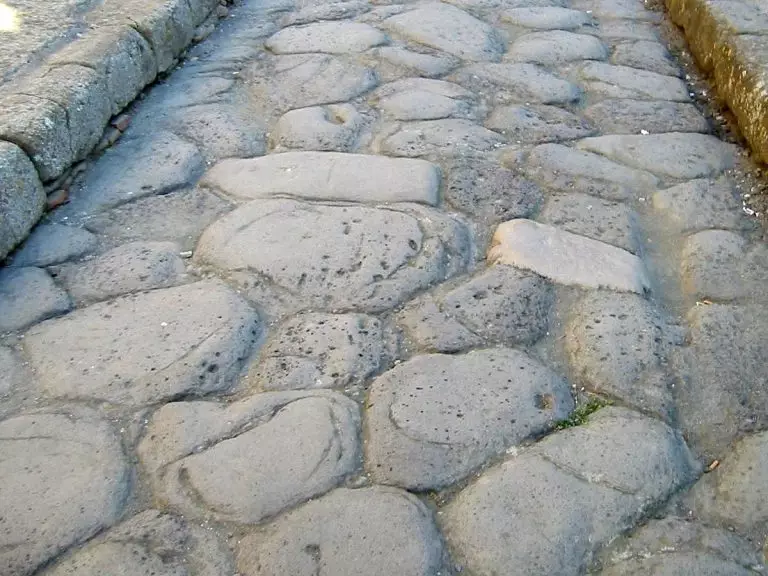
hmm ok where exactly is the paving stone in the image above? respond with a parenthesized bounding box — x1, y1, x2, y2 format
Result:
(507, 30, 608, 65)
(202, 152, 440, 205)
(583, 99, 709, 135)
(22, 281, 261, 405)
(565, 292, 674, 416)
(576, 133, 737, 179)
(0, 411, 129, 576)
(576, 62, 690, 101)
(236, 486, 447, 575)
(455, 63, 582, 104)
(396, 297, 484, 353)
(374, 78, 474, 100)
(195, 200, 470, 313)
(377, 119, 506, 157)
(525, 143, 659, 200)
(282, 0, 370, 25)
(0, 346, 26, 398)
(58, 241, 186, 304)
(365, 348, 573, 489)
(674, 304, 768, 458)
(271, 104, 363, 151)
(593, 19, 659, 41)
(250, 54, 378, 112)
(441, 407, 698, 576)
(10, 223, 97, 268)
(375, 47, 458, 77)
(611, 40, 681, 76)
(41, 510, 233, 576)
(537, 192, 637, 252)
(384, 3, 504, 62)
(652, 178, 743, 232)
(373, 78, 473, 121)
(248, 312, 394, 390)
(266, 22, 387, 54)
(487, 104, 595, 143)
(0, 267, 70, 333)
(82, 187, 233, 251)
(598, 517, 763, 576)
(584, 0, 661, 21)
(501, 7, 594, 29)
(488, 219, 650, 293)
(139, 390, 360, 523)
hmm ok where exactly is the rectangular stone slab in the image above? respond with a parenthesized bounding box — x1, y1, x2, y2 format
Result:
(487, 219, 650, 293)
(201, 152, 441, 205)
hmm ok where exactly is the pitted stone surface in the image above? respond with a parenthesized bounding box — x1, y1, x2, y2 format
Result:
(455, 63, 582, 104)
(577, 61, 690, 101)
(377, 119, 505, 157)
(282, 0, 370, 26)
(0, 412, 129, 576)
(22, 281, 260, 405)
(266, 22, 386, 54)
(0, 267, 70, 333)
(249, 312, 393, 390)
(487, 104, 595, 143)
(365, 348, 573, 489)
(441, 408, 698, 576)
(202, 152, 440, 205)
(611, 40, 681, 76)
(376, 47, 458, 77)
(384, 3, 504, 62)
(9, 223, 97, 268)
(195, 200, 470, 312)
(271, 105, 363, 151)
(583, 99, 709, 135)
(373, 78, 474, 121)
(507, 30, 608, 64)
(652, 179, 743, 232)
(577, 133, 737, 179)
(236, 486, 446, 576)
(488, 219, 650, 293)
(501, 7, 594, 30)
(139, 391, 360, 523)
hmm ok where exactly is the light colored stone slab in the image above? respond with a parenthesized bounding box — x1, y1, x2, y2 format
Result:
(455, 63, 581, 103)
(501, 7, 593, 30)
(578, 61, 690, 101)
(487, 104, 595, 143)
(376, 119, 506, 157)
(0, 267, 70, 333)
(583, 99, 709, 135)
(271, 105, 363, 151)
(266, 21, 387, 54)
(652, 178, 742, 232)
(376, 46, 457, 77)
(507, 30, 608, 65)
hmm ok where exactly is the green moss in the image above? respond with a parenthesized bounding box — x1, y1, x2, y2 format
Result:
(554, 398, 611, 430)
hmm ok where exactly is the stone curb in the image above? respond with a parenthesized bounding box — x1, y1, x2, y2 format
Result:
(666, 0, 768, 164)
(0, 0, 223, 260)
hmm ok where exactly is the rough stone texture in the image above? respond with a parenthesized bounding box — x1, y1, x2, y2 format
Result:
(441, 407, 699, 576)
(282, 0, 370, 25)
(373, 78, 473, 121)
(565, 292, 674, 416)
(591, 19, 659, 40)
(0, 267, 70, 332)
(376, 47, 457, 77)
(202, 152, 440, 205)
(576, 133, 737, 179)
(365, 348, 574, 489)
(611, 40, 681, 76)
(652, 178, 743, 232)
(139, 390, 360, 523)
(0, 411, 129, 576)
(576, 61, 690, 101)
(487, 104, 595, 143)
(0, 346, 26, 399)
(525, 143, 659, 200)
(0, 142, 46, 262)
(397, 298, 483, 353)
(507, 30, 608, 65)
(584, 0, 662, 21)
(236, 486, 447, 576)
(195, 200, 470, 313)
(384, 3, 504, 62)
(9, 223, 96, 268)
(266, 22, 386, 54)
(454, 63, 582, 104)
(22, 281, 260, 405)
(583, 99, 709, 134)
(271, 105, 362, 151)
(58, 241, 186, 304)
(376, 119, 506, 157)
(488, 219, 650, 293)
(501, 7, 594, 30)
(249, 313, 394, 390)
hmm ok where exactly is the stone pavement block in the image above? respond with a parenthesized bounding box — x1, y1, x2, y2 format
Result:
(454, 62, 582, 104)
(0, 267, 70, 333)
(610, 40, 681, 76)
(592, 18, 659, 40)
(373, 78, 474, 121)
(10, 223, 96, 268)
(266, 22, 387, 54)
(282, 0, 371, 25)
(652, 178, 743, 232)
(376, 119, 506, 157)
(271, 105, 363, 151)
(507, 30, 608, 65)
(488, 219, 650, 293)
(501, 7, 594, 30)
(487, 104, 595, 143)
(583, 98, 709, 134)
(582, 0, 662, 21)
(577, 61, 690, 101)
(375, 47, 458, 78)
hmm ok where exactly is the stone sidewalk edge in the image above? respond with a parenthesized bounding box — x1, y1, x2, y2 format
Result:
(0, 0, 222, 260)
(666, 0, 768, 165)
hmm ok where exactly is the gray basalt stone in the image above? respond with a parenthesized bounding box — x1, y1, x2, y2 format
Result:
(282, 0, 370, 25)
(487, 104, 595, 143)
(501, 7, 594, 30)
(454, 63, 581, 104)
(375, 47, 458, 77)
(652, 178, 743, 232)
(507, 30, 608, 65)
(22, 281, 261, 405)
(376, 119, 506, 157)
(592, 19, 658, 41)
(271, 104, 363, 151)
(0, 346, 26, 398)
(365, 348, 574, 489)
(373, 78, 474, 121)
(139, 390, 360, 523)
(10, 223, 97, 268)
(584, 0, 661, 21)
(266, 21, 386, 54)
(577, 61, 690, 101)
(611, 40, 681, 76)
(0, 267, 70, 333)
(583, 99, 709, 135)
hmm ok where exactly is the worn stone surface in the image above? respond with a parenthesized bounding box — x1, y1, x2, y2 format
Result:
(376, 46, 458, 77)
(592, 19, 658, 40)
(282, 1, 370, 25)
(202, 152, 440, 205)
(611, 40, 681, 76)
(236, 486, 447, 575)
(577, 61, 690, 101)
(0, 346, 26, 399)
(10, 223, 97, 268)
(507, 30, 608, 64)
(0, 411, 129, 576)
(271, 105, 363, 151)
(583, 98, 709, 135)
(22, 281, 260, 405)
(487, 104, 595, 143)
(585, 0, 662, 21)
(488, 219, 650, 293)
(139, 391, 360, 523)
(501, 7, 594, 30)
(0, 267, 70, 332)
(441, 408, 699, 576)
(652, 178, 743, 232)
(266, 22, 386, 54)
(377, 119, 506, 157)
(373, 78, 473, 121)
(366, 348, 573, 489)
(454, 63, 582, 104)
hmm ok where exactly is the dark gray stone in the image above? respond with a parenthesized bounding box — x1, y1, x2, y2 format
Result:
(10, 223, 96, 268)
(487, 104, 595, 143)
(652, 178, 743, 232)
(397, 297, 484, 353)
(583, 99, 709, 135)
(0, 267, 70, 332)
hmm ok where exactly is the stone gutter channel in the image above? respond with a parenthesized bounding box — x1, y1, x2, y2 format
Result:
(0, 0, 230, 260)
(666, 0, 768, 165)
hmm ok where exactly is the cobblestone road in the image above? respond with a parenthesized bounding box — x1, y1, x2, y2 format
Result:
(2, 0, 768, 574)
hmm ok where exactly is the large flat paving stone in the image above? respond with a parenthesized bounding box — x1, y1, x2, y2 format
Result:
(373, 78, 474, 121)
(195, 200, 470, 312)
(501, 7, 594, 30)
(0, 411, 129, 576)
(376, 46, 458, 78)
(365, 348, 573, 489)
(592, 19, 658, 41)
(0, 267, 70, 332)
(576, 61, 689, 101)
(236, 486, 447, 575)
(376, 119, 506, 157)
(507, 30, 608, 65)
(487, 104, 595, 143)
(9, 223, 96, 268)
(441, 407, 699, 576)
(384, 3, 504, 61)
(271, 105, 363, 151)
(652, 178, 743, 232)
(266, 22, 386, 54)
(454, 63, 581, 104)
(139, 390, 359, 524)
(610, 40, 681, 76)
(201, 152, 440, 205)
(576, 133, 738, 179)
(488, 219, 650, 293)
(583, 98, 709, 135)
(283, 0, 371, 25)
(584, 0, 661, 22)
(22, 281, 261, 405)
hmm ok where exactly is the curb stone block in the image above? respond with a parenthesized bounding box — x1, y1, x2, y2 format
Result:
(0, 142, 45, 261)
